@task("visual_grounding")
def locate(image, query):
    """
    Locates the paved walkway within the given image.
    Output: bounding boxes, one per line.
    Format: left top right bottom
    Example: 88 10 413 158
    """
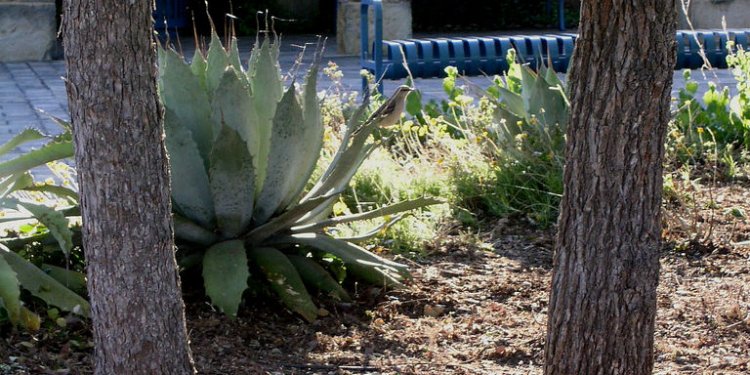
0 34 739 164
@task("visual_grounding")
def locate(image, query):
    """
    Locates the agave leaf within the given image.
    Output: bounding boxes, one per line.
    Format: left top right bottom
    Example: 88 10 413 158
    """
287 255 351 302
209 124 255 238
206 31 230 95
0 131 73 178
159 48 214 166
309 96 370 191
0 128 45 157
297 143 376 224
49 117 72 132
279 233 407 286
40 264 87 296
248 247 318 322
250 38 284 192
532 69 557 123
303 103 379 204
254 84 307 224
0 172 33 199
334 213 406 243
202 240 249 317
15 201 73 256
190 48 208 90
173 214 219 246
0 254 21 325
0 245 89 317
544 63 563 88
211 68 261 172
21 184 79 204
246 190 342 246
280 63 324 209
164 112 215 227
227 37 245 77
520 66 541 117
294 197 443 232
497 86 527 121
246 37 261 80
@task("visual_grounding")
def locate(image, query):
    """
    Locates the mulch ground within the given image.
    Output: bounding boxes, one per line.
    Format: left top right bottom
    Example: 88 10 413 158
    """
1 185 749 375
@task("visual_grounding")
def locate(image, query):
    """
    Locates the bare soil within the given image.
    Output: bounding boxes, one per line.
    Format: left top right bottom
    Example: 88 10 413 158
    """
1 185 748 374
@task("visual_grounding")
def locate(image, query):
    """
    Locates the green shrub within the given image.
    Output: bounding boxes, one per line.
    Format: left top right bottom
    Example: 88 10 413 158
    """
668 45 750 177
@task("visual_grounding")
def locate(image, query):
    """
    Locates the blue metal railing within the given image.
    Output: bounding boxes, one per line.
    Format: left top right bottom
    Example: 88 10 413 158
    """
361 0 568 92
154 0 189 32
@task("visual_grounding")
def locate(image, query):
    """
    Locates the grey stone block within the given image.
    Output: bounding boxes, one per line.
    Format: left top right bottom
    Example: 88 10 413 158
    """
336 0 412 56
678 0 750 29
0 1 57 62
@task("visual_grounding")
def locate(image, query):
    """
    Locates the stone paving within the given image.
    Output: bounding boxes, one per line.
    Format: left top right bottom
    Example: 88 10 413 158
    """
0 34 739 165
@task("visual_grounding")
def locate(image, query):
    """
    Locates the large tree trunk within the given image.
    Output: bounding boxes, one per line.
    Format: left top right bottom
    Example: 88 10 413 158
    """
62 1 195 373
544 1 676 374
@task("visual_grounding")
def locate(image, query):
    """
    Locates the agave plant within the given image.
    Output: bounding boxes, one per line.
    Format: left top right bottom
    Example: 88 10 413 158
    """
0 123 89 330
159 34 439 321
488 49 569 147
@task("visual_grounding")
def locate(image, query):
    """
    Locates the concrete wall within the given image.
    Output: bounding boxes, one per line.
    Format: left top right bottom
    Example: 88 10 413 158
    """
337 0 412 55
0 0 57 62
678 0 750 29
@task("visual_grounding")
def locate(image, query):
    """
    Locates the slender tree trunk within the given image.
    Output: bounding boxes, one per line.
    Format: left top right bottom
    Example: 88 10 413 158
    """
544 1 676 374
62 1 195 373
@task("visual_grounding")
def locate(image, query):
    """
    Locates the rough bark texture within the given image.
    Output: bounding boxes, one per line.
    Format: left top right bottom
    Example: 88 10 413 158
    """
544 1 676 374
62 1 195 373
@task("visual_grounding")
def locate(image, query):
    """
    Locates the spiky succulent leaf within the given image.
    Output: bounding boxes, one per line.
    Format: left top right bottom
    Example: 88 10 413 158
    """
335 214 407 243
227 37 245 79
0 245 89 317
294 197 443 232
0 172 33 199
16 201 73 256
190 48 208 90
537 77 568 128
202 240 249 317
497 86 526 120
164 111 215 227
544 62 563 87
250 38 283 192
312 98 370 188
209 124 255 238
40 264 87 296
173 214 219 246
298 143 376 224
0 131 73 177
0 128 45 157
246 190 342 246
159 48 214 165
287 255 351 302
279 233 407 286
206 31 230 95
21 184 79 204
303 102 376 204
211 68 261 174
248 247 318 322
520 65 540 115
254 84 308 224
280 64 324 209
0 255 21 325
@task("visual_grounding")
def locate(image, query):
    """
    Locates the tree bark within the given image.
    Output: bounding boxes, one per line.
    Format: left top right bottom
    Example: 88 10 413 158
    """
544 1 676 374
62 1 195 373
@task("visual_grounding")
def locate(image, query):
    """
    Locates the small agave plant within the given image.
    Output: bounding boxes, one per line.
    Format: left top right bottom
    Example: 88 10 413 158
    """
158 34 439 321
